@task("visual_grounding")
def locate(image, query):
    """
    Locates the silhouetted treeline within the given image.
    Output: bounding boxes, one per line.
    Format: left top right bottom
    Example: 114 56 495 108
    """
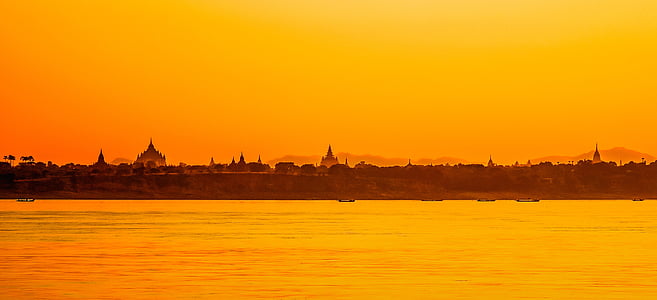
1 160 656 199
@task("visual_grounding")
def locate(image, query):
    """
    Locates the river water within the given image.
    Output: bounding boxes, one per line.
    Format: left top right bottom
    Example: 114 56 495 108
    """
1 200 656 299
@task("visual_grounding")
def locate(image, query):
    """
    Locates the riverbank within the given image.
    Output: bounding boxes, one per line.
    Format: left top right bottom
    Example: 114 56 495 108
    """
2 173 654 200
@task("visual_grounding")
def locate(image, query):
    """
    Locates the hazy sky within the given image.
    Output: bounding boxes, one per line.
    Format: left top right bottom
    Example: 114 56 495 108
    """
2 0 656 165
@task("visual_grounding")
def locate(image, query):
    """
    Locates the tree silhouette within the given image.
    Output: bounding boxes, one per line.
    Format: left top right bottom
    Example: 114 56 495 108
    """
20 156 35 164
4 155 16 166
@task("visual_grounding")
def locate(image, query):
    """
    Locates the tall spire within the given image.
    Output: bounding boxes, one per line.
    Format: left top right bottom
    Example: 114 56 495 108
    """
592 143 602 163
147 137 156 150
257 155 262 164
487 155 494 167
327 144 333 157
239 152 245 163
344 157 349 167
97 148 106 165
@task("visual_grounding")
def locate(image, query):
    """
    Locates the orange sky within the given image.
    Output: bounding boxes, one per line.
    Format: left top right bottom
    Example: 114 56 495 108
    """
1 0 656 165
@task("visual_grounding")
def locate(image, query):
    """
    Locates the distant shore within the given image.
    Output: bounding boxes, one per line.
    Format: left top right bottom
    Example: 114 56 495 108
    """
3 162 657 200
0 189 648 201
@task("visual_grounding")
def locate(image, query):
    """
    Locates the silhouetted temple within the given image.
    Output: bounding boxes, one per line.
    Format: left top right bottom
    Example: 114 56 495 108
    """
227 153 247 171
238 153 247 167
487 155 495 167
135 139 167 167
94 149 108 166
592 143 602 163
320 145 339 167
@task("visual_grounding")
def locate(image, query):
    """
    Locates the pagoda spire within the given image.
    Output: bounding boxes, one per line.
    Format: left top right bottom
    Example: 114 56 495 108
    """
592 143 602 163
257 155 262 164
97 148 106 165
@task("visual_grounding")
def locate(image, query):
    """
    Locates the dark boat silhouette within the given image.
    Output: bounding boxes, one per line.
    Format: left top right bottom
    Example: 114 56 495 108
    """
17 198 35 202
477 199 496 202
632 198 644 201
337 199 356 202
516 198 540 202
421 199 443 202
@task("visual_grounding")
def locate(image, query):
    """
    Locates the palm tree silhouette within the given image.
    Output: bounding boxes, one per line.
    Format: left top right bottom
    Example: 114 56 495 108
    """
5 155 16 166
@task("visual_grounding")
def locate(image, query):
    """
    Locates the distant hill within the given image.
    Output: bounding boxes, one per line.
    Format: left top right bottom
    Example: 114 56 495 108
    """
531 147 656 164
267 152 468 166
267 147 656 167
110 157 133 165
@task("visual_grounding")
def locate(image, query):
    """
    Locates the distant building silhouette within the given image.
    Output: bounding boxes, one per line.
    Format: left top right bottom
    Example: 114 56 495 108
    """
135 138 167 167
275 162 297 174
94 149 108 167
227 153 249 171
592 143 602 163
487 155 495 167
513 160 532 167
320 145 339 167
238 152 247 167
209 157 215 167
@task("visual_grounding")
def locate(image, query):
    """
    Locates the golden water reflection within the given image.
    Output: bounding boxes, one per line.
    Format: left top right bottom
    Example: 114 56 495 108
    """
1 200 656 299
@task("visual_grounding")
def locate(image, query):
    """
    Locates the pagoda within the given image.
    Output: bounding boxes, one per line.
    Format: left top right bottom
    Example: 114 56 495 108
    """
320 145 339 167
592 143 602 163
135 138 167 167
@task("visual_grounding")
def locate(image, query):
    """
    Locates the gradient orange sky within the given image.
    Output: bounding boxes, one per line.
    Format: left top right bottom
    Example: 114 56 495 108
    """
2 0 656 165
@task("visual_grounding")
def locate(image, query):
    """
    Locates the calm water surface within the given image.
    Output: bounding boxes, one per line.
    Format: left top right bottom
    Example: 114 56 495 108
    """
1 200 656 299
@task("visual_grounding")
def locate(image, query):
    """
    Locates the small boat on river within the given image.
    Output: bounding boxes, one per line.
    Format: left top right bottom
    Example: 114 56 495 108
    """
338 199 356 202
477 199 496 202
516 198 540 202
17 198 35 202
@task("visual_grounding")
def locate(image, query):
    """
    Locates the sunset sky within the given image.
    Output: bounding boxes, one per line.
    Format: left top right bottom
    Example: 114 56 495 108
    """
2 0 656 165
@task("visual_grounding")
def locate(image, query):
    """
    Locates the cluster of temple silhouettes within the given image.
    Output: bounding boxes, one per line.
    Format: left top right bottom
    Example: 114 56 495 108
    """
4 139 657 198
1 139 655 175
0 138 633 170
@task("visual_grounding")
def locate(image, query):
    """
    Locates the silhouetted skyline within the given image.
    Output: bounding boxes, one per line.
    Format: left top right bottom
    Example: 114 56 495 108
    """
4 139 657 168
